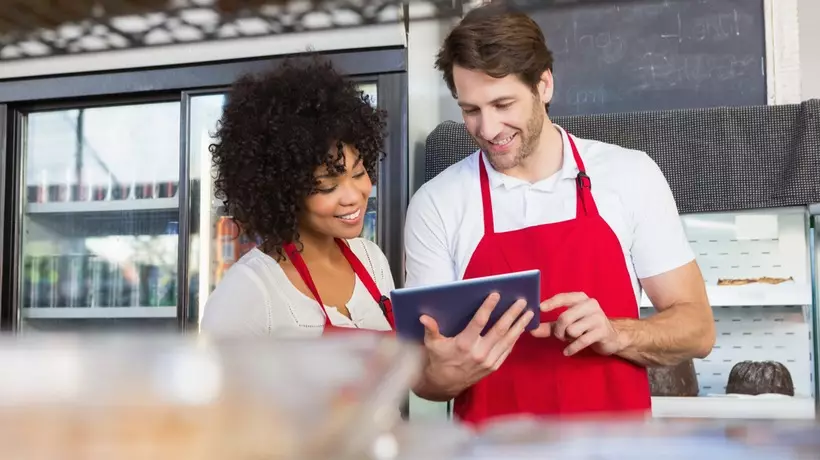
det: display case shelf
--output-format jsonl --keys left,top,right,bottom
{"left": 26, "top": 208, "right": 180, "bottom": 238}
{"left": 27, "top": 197, "right": 178, "bottom": 214}
{"left": 640, "top": 283, "right": 813, "bottom": 308}
{"left": 651, "top": 396, "right": 816, "bottom": 419}
{"left": 22, "top": 306, "right": 176, "bottom": 319}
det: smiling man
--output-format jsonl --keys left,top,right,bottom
{"left": 403, "top": 3, "right": 716, "bottom": 427}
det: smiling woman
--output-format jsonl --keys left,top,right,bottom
{"left": 199, "top": 56, "right": 396, "bottom": 338}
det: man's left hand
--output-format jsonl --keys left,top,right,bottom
{"left": 530, "top": 292, "right": 624, "bottom": 357}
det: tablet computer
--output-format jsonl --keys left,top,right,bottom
{"left": 390, "top": 270, "right": 541, "bottom": 343}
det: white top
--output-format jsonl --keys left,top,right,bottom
{"left": 200, "top": 238, "right": 394, "bottom": 338}
{"left": 404, "top": 125, "right": 695, "bottom": 306}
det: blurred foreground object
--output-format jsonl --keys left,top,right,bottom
{"left": 446, "top": 417, "right": 820, "bottom": 459}
{"left": 0, "top": 332, "right": 420, "bottom": 459}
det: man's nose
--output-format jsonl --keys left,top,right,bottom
{"left": 478, "top": 113, "right": 503, "bottom": 141}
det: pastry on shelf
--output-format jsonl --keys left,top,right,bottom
{"left": 716, "top": 276, "right": 794, "bottom": 286}
{"left": 725, "top": 360, "right": 795, "bottom": 396}
{"left": 647, "top": 359, "right": 700, "bottom": 397}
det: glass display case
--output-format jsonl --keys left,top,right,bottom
{"left": 642, "top": 206, "right": 816, "bottom": 419}
{"left": 183, "top": 81, "right": 386, "bottom": 329}
{"left": 18, "top": 101, "right": 181, "bottom": 333}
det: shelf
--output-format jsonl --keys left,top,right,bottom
{"left": 27, "top": 197, "right": 178, "bottom": 214}
{"left": 641, "top": 283, "right": 812, "bottom": 308}
{"left": 651, "top": 396, "right": 816, "bottom": 419}
{"left": 25, "top": 198, "right": 180, "bottom": 237}
{"left": 22, "top": 306, "right": 177, "bottom": 319}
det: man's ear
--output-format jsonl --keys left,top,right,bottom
{"left": 538, "top": 69, "right": 554, "bottom": 105}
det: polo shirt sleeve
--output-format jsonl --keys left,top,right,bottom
{"left": 403, "top": 185, "right": 458, "bottom": 288}
{"left": 628, "top": 152, "right": 696, "bottom": 280}
{"left": 200, "top": 264, "right": 271, "bottom": 337}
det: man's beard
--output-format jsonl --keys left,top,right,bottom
{"left": 481, "top": 103, "right": 545, "bottom": 173}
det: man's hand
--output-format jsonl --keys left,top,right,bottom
{"left": 531, "top": 292, "right": 623, "bottom": 357}
{"left": 415, "top": 293, "right": 534, "bottom": 400}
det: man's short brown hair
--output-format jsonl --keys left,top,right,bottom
{"left": 435, "top": 3, "right": 554, "bottom": 105}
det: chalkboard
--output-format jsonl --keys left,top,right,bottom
{"left": 516, "top": 0, "right": 767, "bottom": 116}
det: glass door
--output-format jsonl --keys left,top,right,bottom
{"left": 185, "top": 82, "right": 381, "bottom": 327}
{"left": 358, "top": 82, "right": 379, "bottom": 244}
{"left": 19, "top": 101, "right": 181, "bottom": 332}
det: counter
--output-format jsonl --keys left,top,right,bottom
{"left": 652, "top": 396, "right": 816, "bottom": 419}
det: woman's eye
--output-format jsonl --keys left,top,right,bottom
{"left": 315, "top": 186, "right": 337, "bottom": 194}
{"left": 353, "top": 170, "right": 367, "bottom": 179}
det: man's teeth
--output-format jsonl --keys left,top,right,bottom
{"left": 491, "top": 134, "right": 515, "bottom": 146}
{"left": 338, "top": 209, "right": 361, "bottom": 220}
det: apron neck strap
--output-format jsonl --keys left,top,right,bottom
{"left": 566, "top": 134, "right": 599, "bottom": 217}
{"left": 284, "top": 242, "right": 332, "bottom": 327}
{"left": 478, "top": 156, "right": 495, "bottom": 235}
{"left": 335, "top": 240, "right": 395, "bottom": 329}
{"left": 283, "top": 239, "right": 395, "bottom": 329}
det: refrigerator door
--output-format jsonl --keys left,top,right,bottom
{"left": 185, "top": 82, "right": 381, "bottom": 327}
{"left": 19, "top": 102, "right": 181, "bottom": 332}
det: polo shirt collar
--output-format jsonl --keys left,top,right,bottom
{"left": 482, "top": 124, "right": 579, "bottom": 192}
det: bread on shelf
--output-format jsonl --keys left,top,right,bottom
{"left": 648, "top": 359, "right": 700, "bottom": 397}
{"left": 716, "top": 276, "right": 794, "bottom": 286}
{"left": 725, "top": 360, "right": 795, "bottom": 396}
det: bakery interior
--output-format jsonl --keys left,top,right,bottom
{"left": 1, "top": 0, "right": 820, "bottom": 458}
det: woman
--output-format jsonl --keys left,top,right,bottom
{"left": 200, "top": 57, "right": 395, "bottom": 337}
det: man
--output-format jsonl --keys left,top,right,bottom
{"left": 403, "top": 4, "right": 716, "bottom": 427}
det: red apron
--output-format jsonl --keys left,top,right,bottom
{"left": 454, "top": 133, "right": 651, "bottom": 426}
{"left": 283, "top": 239, "right": 395, "bottom": 334}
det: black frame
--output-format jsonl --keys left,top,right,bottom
{"left": 0, "top": 104, "right": 7, "bottom": 328}
{"left": 0, "top": 46, "right": 408, "bottom": 332}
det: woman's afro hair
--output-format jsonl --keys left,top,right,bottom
{"left": 210, "top": 55, "right": 387, "bottom": 260}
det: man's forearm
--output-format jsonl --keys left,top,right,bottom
{"left": 611, "top": 302, "right": 715, "bottom": 367}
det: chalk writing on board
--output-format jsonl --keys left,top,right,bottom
{"left": 663, "top": 10, "right": 744, "bottom": 43}
{"left": 634, "top": 53, "right": 760, "bottom": 90}
{"left": 525, "top": 0, "right": 766, "bottom": 116}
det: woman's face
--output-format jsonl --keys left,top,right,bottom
{"left": 301, "top": 143, "right": 373, "bottom": 241}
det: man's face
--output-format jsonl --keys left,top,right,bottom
{"left": 453, "top": 66, "right": 552, "bottom": 173}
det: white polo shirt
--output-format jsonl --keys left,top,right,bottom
{"left": 403, "top": 125, "right": 695, "bottom": 306}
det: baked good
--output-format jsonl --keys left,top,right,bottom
{"left": 647, "top": 360, "right": 700, "bottom": 397}
{"left": 725, "top": 361, "right": 795, "bottom": 396}
{"left": 717, "top": 276, "right": 793, "bottom": 286}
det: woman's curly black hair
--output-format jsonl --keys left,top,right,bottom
{"left": 210, "top": 56, "right": 387, "bottom": 260}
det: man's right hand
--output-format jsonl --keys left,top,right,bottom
{"left": 413, "top": 293, "right": 534, "bottom": 401}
